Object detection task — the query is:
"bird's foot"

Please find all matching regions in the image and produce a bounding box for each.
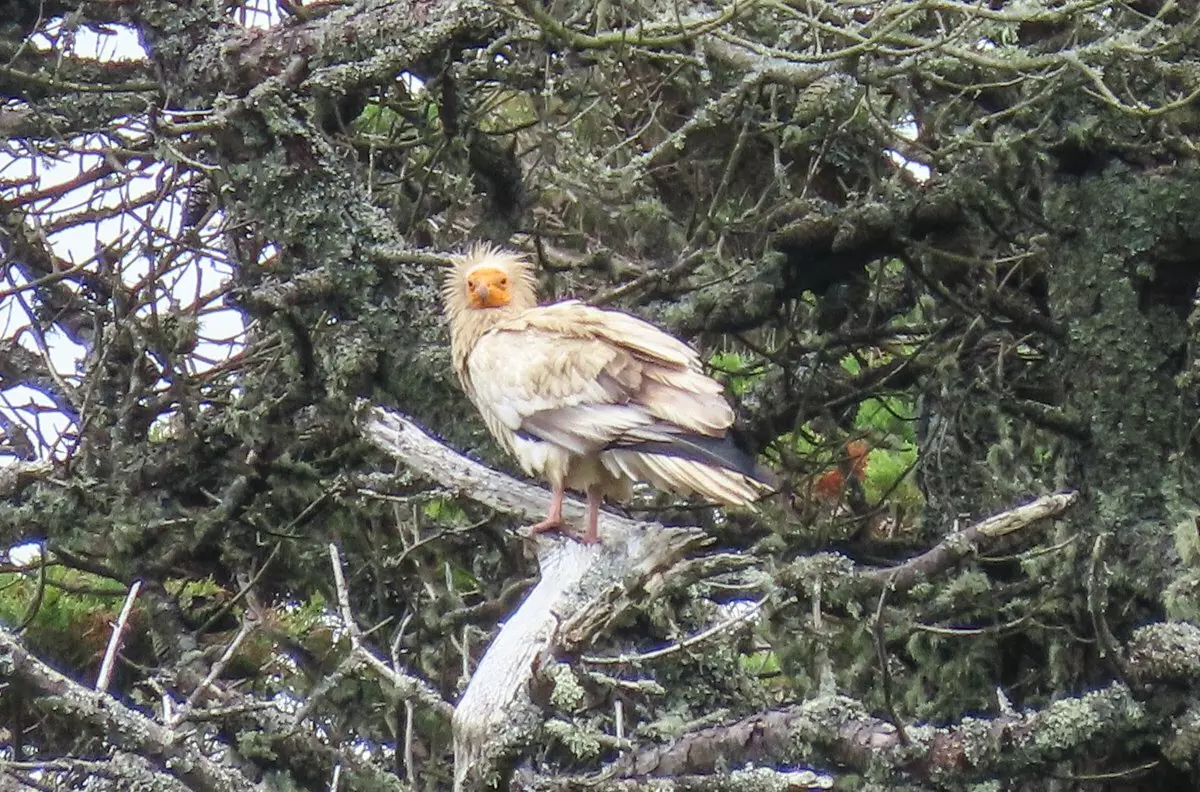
[528,518,601,545]
[529,517,564,536]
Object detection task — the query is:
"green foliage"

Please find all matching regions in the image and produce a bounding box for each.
[708,350,763,396]
[0,567,128,672]
[422,495,469,525]
[544,718,602,760]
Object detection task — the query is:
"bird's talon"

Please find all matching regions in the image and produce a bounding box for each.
[529,519,563,535]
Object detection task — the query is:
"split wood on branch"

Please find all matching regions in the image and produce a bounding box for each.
[359,405,710,791]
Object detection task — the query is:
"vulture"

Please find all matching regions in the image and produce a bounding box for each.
[443,245,772,543]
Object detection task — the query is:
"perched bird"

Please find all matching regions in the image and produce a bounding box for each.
[443,244,772,544]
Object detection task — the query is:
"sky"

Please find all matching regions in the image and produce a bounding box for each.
[0,11,281,563]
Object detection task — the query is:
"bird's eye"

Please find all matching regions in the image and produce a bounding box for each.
[499,277,509,288]
[467,279,475,289]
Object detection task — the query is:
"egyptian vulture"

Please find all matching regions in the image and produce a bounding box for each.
[443,245,771,543]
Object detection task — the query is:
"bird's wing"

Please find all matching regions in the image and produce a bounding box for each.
[465,301,736,456]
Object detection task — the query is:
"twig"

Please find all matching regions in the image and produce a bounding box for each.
[196,543,280,635]
[812,578,835,695]
[180,617,257,717]
[14,547,47,633]
[289,652,363,729]
[581,595,768,665]
[874,575,908,745]
[96,580,142,693]
[911,616,1029,636]
[329,544,359,645]
[404,700,416,784]
[325,543,452,719]
[1088,534,1131,682]
[461,624,470,680]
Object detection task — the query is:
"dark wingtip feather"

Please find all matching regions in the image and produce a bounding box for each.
[612,432,774,488]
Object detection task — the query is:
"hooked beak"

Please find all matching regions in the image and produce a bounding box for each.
[474,283,490,304]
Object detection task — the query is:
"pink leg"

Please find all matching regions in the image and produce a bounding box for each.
[581,486,603,545]
[530,486,565,535]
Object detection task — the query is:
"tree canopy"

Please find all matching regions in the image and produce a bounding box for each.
[1,0,1199,790]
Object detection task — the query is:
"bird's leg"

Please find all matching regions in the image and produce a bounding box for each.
[581,486,603,545]
[530,486,565,535]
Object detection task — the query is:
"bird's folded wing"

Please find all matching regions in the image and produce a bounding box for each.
[467,304,736,454]
[534,301,698,369]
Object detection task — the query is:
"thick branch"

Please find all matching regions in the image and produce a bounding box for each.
[614,683,1147,783]
[361,405,603,529]
[140,0,506,98]
[520,622,1200,788]
[360,406,709,790]
[0,752,192,792]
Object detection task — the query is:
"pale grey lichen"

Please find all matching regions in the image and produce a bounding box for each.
[1024,684,1144,755]
[543,717,602,760]
[1127,621,1200,682]
[545,661,586,711]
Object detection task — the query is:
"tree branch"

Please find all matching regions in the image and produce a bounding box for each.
[0,627,256,792]
[856,491,1079,593]
[612,682,1148,783]
[360,406,710,790]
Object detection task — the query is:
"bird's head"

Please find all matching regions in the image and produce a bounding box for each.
[444,244,538,316]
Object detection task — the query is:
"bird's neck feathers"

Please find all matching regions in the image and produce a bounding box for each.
[444,244,539,374]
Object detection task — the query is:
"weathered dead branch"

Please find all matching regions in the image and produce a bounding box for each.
[360,405,709,790]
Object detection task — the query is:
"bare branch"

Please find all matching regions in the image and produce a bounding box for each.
[360,406,711,788]
[95,580,142,693]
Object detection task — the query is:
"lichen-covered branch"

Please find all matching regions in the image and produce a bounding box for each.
[856,491,1080,593]
[612,683,1148,784]
[587,623,1200,785]
[0,627,256,792]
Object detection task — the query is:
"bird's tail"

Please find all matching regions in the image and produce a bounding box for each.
[602,430,775,505]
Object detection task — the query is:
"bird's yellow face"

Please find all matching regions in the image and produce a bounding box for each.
[465,266,513,309]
